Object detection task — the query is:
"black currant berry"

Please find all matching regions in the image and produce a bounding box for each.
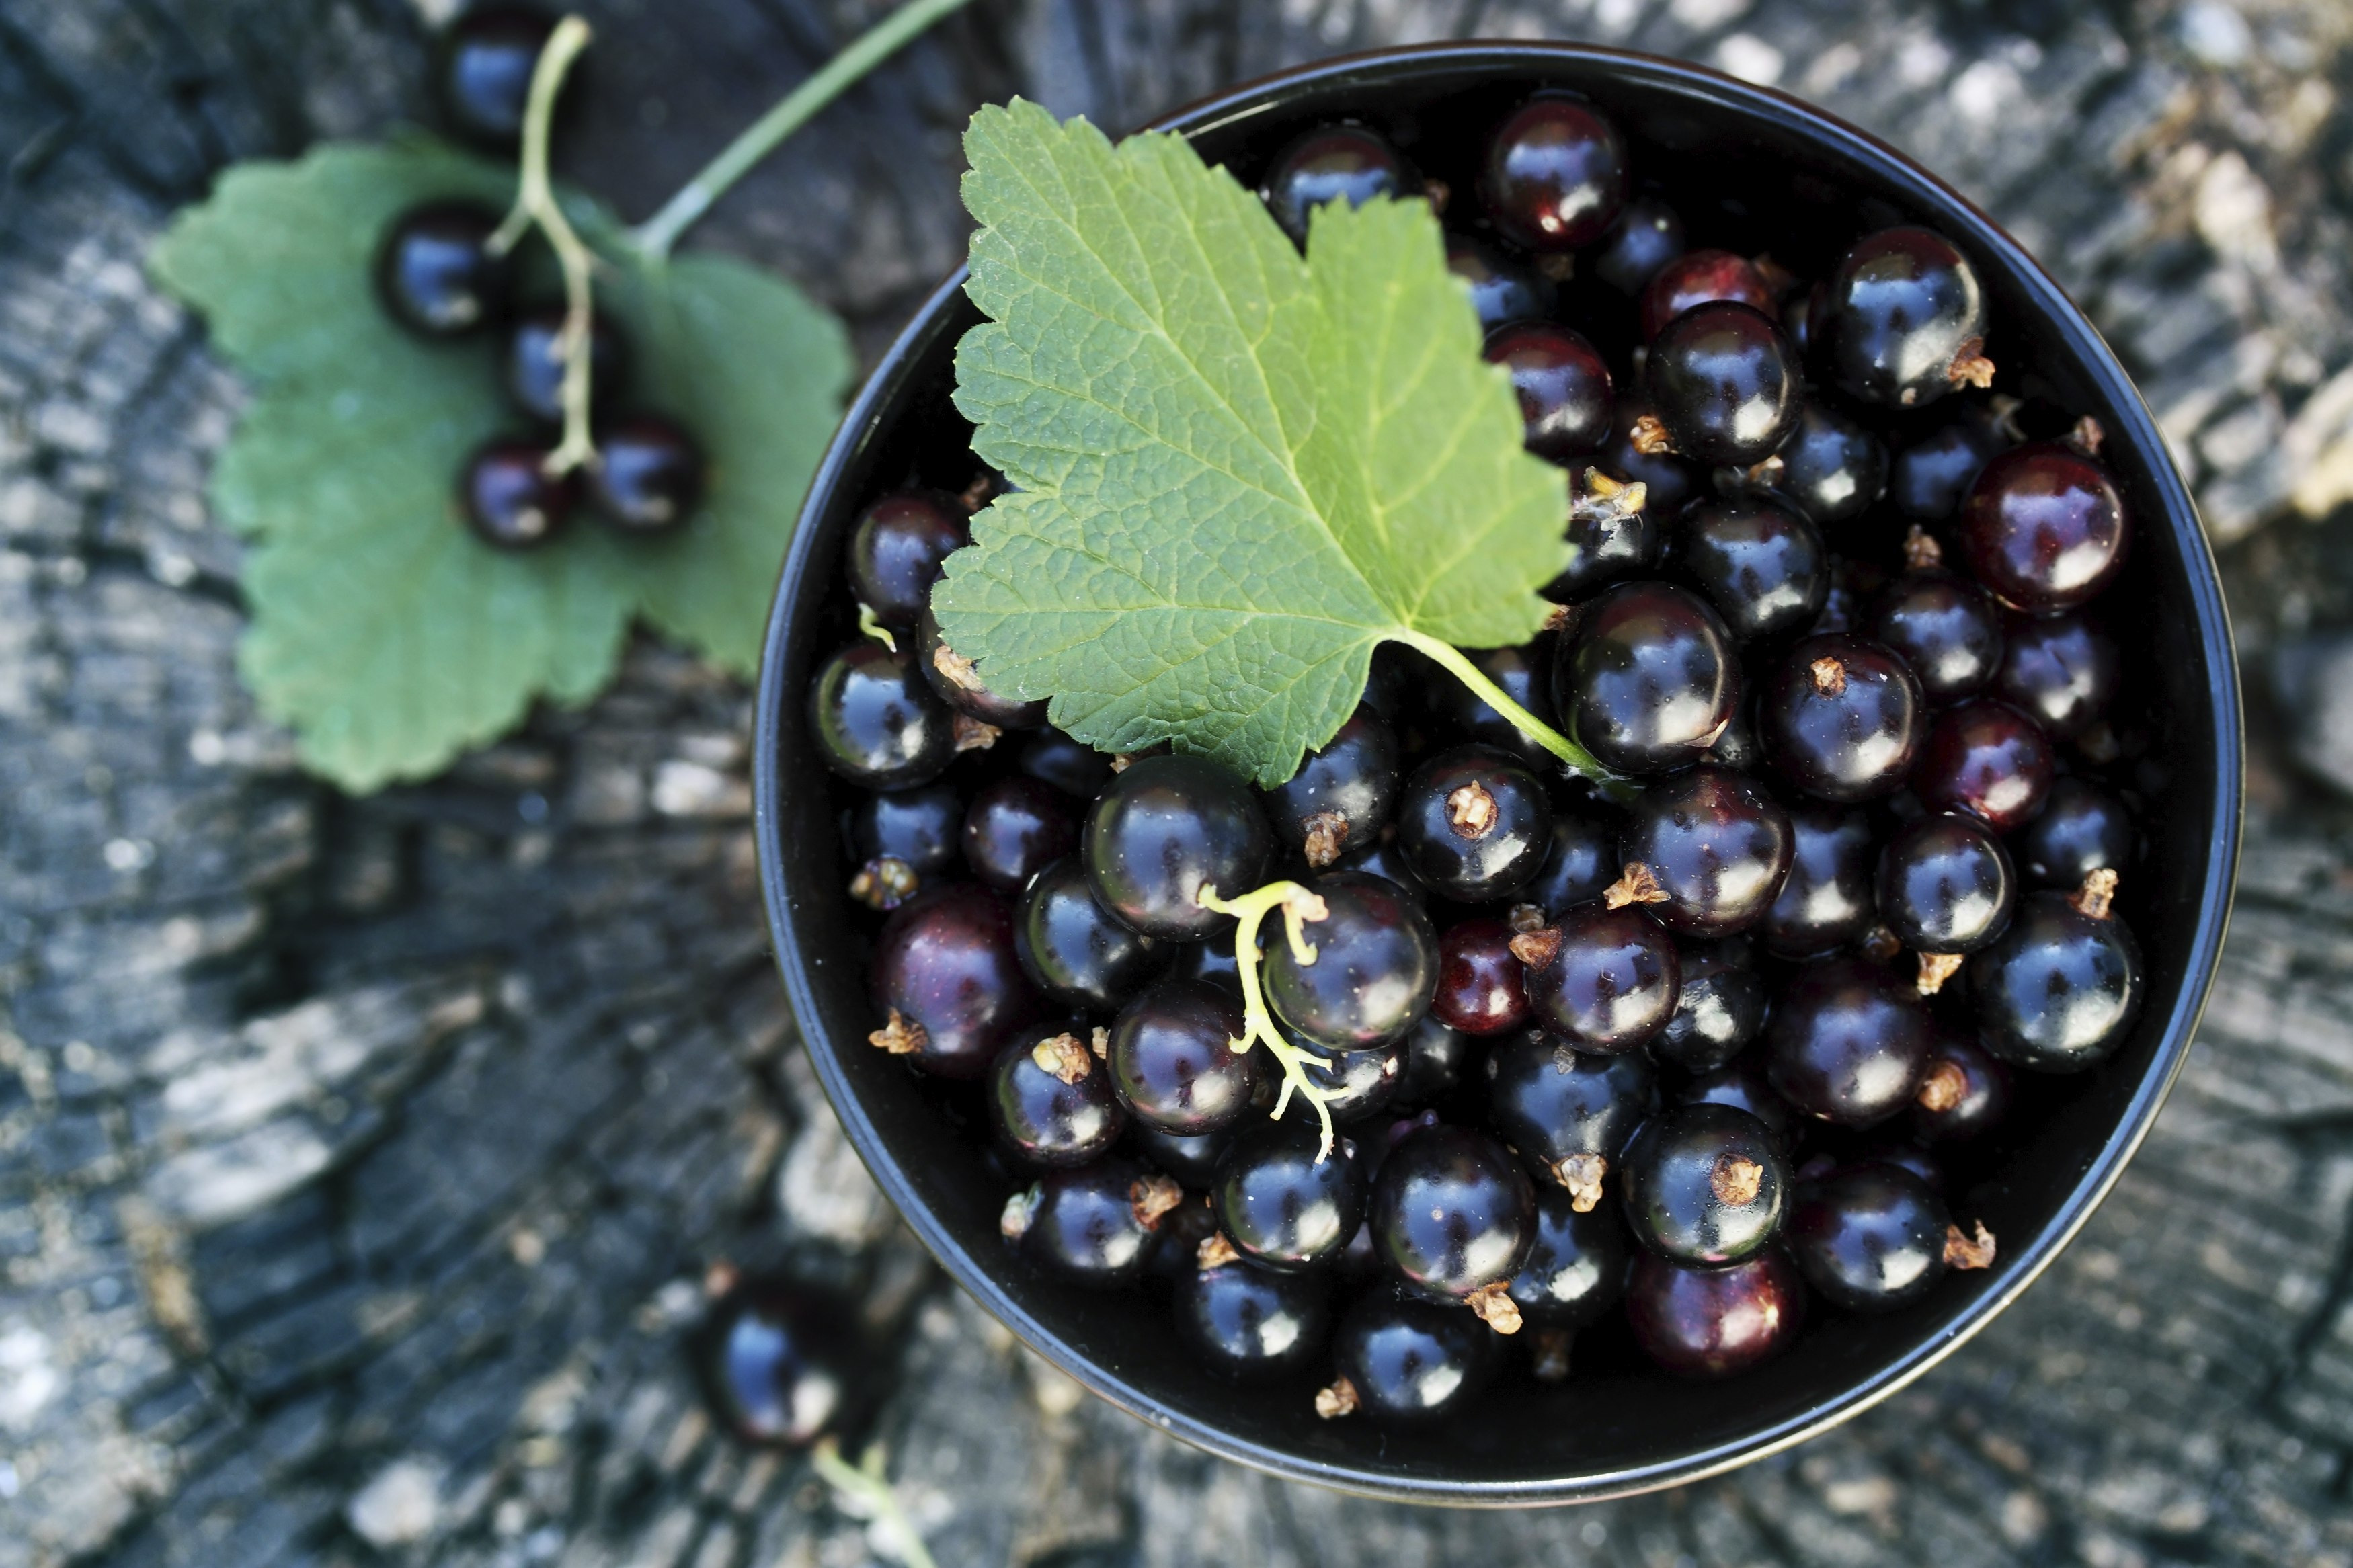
[1106,980,1257,1134]
[1487,323,1613,462]
[438,4,555,147]
[1431,919,1527,1036]
[1084,754,1272,942]
[1668,495,1827,642]
[1911,1033,2011,1144]
[504,307,625,424]
[991,1024,1126,1169]
[1620,1102,1787,1266]
[1505,1184,1628,1327]
[2013,776,2135,889]
[807,641,958,789]
[1958,443,2128,612]
[1591,193,1687,295]
[1639,249,1776,339]
[848,783,962,908]
[1892,403,2011,519]
[1484,1032,1656,1195]
[376,202,511,336]
[701,1281,861,1447]
[1481,94,1626,251]
[1788,1164,1952,1312]
[1264,872,1438,1052]
[869,883,1038,1080]
[1765,956,1932,1124]
[586,416,704,534]
[1652,941,1767,1073]
[846,491,968,627]
[1871,570,2005,704]
[1617,764,1794,938]
[1912,698,2054,833]
[1018,855,1169,1012]
[1675,1057,1800,1154]
[1261,706,1400,869]
[1010,1159,1165,1287]
[1814,226,1989,408]
[962,774,1078,893]
[1332,835,1427,896]
[1875,811,2015,956]
[1970,876,2143,1072]
[1330,1284,1500,1422]
[1213,1121,1365,1270]
[1176,1257,1332,1379]
[1387,1018,1467,1112]
[1995,611,2118,741]
[1394,745,1554,901]
[1019,729,1115,799]
[1761,803,1877,958]
[1520,814,1618,917]
[1626,1249,1806,1378]
[1646,302,1802,468]
[1763,401,1888,528]
[1446,236,1556,331]
[459,438,571,548]
[1261,124,1419,245]
[1556,581,1741,776]
[1762,633,1924,802]
[1519,900,1681,1054]
[1129,1124,1232,1189]
[1369,1124,1535,1298]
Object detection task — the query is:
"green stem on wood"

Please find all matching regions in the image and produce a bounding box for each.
[1195,879,1342,1161]
[628,0,981,261]
[1393,630,1637,803]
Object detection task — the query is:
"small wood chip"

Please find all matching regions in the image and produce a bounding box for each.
[1129,1174,1183,1230]
[1531,1327,1572,1383]
[1917,1059,1969,1113]
[1810,655,1848,696]
[1090,1026,1111,1059]
[1903,525,1945,571]
[1552,1152,1607,1213]
[1603,862,1669,909]
[1947,337,1997,389]
[930,641,989,694]
[1916,951,1966,996]
[1945,1220,1998,1270]
[1466,1282,1523,1335]
[1031,1032,1092,1084]
[1507,903,1548,935]
[2070,868,2119,921]
[1000,1190,1035,1241]
[1862,923,1904,961]
[868,1009,927,1056]
[1446,782,1499,838]
[1509,926,1564,969]
[953,714,1001,753]
[1315,1376,1361,1419]
[1301,809,1351,868]
[2065,414,2106,458]
[847,856,920,911]
[1630,412,1674,456]
[1711,1153,1765,1206]
[1536,252,1576,281]
[1197,1232,1242,1270]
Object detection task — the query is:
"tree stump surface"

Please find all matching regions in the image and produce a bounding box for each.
[4,1,2353,1565]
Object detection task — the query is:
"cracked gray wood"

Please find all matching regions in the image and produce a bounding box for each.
[4,1,2353,1565]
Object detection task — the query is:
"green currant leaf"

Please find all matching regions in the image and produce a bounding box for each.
[149,138,852,789]
[935,99,1570,789]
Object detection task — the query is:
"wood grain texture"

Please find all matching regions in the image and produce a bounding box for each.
[2,1,2352,1564]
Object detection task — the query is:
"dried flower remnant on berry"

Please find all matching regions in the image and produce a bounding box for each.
[1000,1188,1036,1240]
[1917,951,1966,996]
[1511,926,1564,968]
[2070,868,2119,920]
[869,1009,927,1055]
[1572,467,1647,527]
[1917,1059,1968,1112]
[1711,1153,1764,1206]
[1447,782,1500,837]
[1631,413,1674,455]
[1862,924,1904,960]
[1090,1026,1111,1059]
[1810,655,1848,696]
[1315,1377,1361,1419]
[1507,903,1548,934]
[1031,1032,1093,1084]
[2066,415,2105,457]
[1129,1174,1183,1229]
[1604,862,1669,909]
[1947,336,1997,390]
[1301,809,1351,867]
[1532,1327,1572,1383]
[1554,1151,1608,1213]
[953,714,1001,753]
[1945,1220,1998,1269]
[1197,1231,1242,1270]
[848,855,921,911]
[932,641,988,694]
[1903,526,1944,571]
[1468,1281,1524,1334]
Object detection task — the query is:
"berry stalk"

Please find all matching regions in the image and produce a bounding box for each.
[1394,630,1636,802]
[629,0,980,261]
[1194,880,1343,1161]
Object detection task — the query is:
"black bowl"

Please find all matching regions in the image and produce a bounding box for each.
[753,42,2241,1503]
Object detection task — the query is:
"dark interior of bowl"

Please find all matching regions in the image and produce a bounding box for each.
[752,43,2240,1503]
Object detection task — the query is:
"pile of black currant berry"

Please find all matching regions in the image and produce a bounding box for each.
[373,4,706,549]
[806,89,2149,1429]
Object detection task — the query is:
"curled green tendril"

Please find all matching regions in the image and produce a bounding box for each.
[857,602,897,651]
[1194,879,1341,1161]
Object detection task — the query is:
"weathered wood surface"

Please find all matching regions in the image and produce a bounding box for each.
[5,1,2353,1565]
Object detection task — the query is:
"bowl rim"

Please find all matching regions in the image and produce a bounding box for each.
[752,38,2245,1505]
